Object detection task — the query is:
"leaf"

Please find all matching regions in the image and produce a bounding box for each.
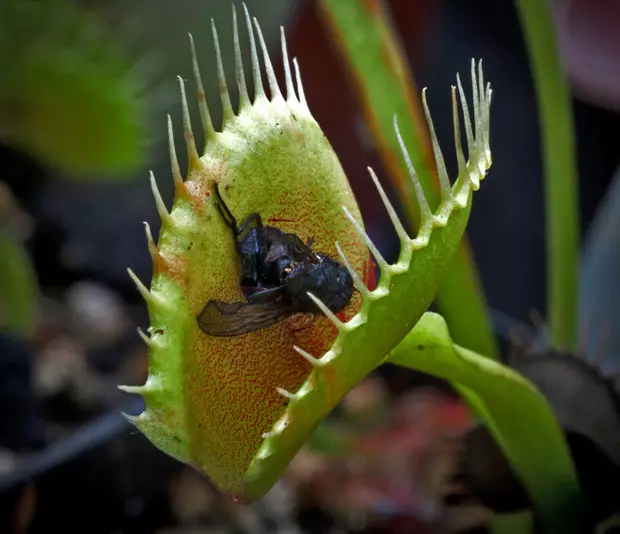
[0,231,38,338]
[388,312,586,533]
[0,0,146,177]
[579,164,620,374]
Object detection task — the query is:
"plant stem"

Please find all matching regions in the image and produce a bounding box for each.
[514,0,579,350]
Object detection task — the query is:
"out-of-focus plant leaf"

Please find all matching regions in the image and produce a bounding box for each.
[579,164,620,375]
[388,312,586,534]
[0,0,146,177]
[318,0,498,360]
[0,230,37,338]
[515,0,579,351]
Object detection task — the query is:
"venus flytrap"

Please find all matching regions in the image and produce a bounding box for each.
[120,5,493,504]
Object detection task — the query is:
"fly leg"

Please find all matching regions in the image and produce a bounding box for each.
[246,286,286,304]
[214,184,238,232]
[237,213,263,237]
[215,184,262,239]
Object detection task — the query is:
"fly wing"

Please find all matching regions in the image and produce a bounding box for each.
[288,233,316,262]
[263,242,290,263]
[197,299,296,337]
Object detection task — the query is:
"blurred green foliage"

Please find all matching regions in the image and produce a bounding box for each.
[0,230,37,338]
[0,0,146,177]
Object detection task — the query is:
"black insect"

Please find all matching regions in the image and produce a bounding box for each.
[197,185,354,337]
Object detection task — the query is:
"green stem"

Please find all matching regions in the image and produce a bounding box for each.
[514,0,579,350]
[386,312,586,534]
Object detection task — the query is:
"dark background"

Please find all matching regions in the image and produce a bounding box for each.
[1,1,618,533]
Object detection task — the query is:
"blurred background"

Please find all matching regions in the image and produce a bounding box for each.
[1,0,619,532]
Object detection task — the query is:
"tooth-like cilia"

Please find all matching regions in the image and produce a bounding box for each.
[188,34,216,143]
[244,5,265,102]
[232,7,250,108]
[335,241,371,298]
[149,171,172,227]
[280,28,296,104]
[293,344,322,367]
[120,6,493,502]
[167,115,185,193]
[137,327,153,347]
[422,89,452,200]
[177,76,201,167]
[366,167,410,245]
[394,117,433,243]
[305,292,345,330]
[457,74,476,170]
[253,18,281,100]
[211,19,234,123]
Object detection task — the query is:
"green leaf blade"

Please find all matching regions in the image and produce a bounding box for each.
[388,312,586,534]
